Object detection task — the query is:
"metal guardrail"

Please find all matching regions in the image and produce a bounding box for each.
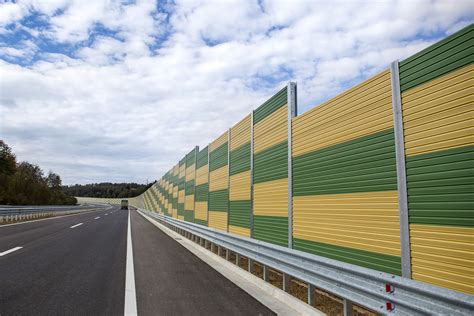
[138,209,474,316]
[0,204,107,224]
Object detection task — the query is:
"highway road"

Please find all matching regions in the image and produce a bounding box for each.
[0,205,126,315]
[0,206,274,315]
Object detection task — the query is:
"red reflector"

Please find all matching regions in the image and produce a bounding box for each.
[386,301,394,311]
[385,283,394,293]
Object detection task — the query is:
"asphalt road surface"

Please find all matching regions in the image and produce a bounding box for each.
[0,205,127,315]
[0,207,274,315]
[131,209,274,316]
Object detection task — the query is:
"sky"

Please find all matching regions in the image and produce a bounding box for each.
[0,0,472,185]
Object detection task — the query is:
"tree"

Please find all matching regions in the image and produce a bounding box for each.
[0,140,16,176]
[46,172,62,191]
[0,140,17,202]
[8,162,50,204]
[0,140,77,205]
[62,181,155,198]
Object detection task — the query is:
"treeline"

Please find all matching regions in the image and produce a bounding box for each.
[0,140,77,205]
[62,182,154,198]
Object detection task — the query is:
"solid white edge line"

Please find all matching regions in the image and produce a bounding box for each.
[0,246,23,256]
[124,209,138,316]
[70,223,83,228]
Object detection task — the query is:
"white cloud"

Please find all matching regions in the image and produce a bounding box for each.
[0,39,38,62]
[0,46,26,58]
[0,2,29,27]
[0,0,473,184]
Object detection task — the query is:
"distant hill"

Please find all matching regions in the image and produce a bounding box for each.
[62,182,155,199]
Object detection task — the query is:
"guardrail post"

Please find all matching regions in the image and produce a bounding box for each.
[263,265,269,281]
[390,60,412,279]
[248,258,254,273]
[308,284,315,306]
[236,253,241,266]
[287,82,297,248]
[225,248,230,260]
[283,273,291,292]
[217,245,222,256]
[343,299,353,316]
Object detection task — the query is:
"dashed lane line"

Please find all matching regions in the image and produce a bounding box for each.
[0,247,23,257]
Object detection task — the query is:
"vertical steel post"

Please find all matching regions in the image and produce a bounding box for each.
[227,129,231,232]
[390,61,412,279]
[283,273,291,292]
[248,258,254,273]
[287,82,297,248]
[193,146,198,223]
[308,284,315,306]
[250,111,255,238]
[263,265,269,281]
[343,299,354,316]
[207,143,211,225]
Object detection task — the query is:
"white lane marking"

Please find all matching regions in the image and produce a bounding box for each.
[124,210,138,315]
[0,246,23,256]
[95,217,101,220]
[70,223,83,228]
[105,213,109,216]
